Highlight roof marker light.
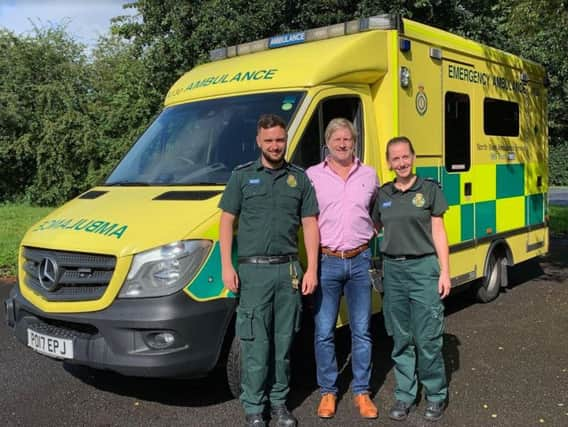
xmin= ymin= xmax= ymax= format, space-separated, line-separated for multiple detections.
xmin=429 ymin=47 xmax=442 ymax=60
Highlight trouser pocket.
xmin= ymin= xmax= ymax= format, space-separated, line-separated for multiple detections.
xmin=427 ymin=304 xmax=445 ymax=339
xmin=236 ymin=307 xmax=255 ymax=340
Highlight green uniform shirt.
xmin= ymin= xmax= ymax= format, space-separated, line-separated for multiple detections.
xmin=373 ymin=176 xmax=448 ymax=256
xmin=219 ymin=158 xmax=319 ymax=257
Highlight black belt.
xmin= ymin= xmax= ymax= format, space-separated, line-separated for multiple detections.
xmin=384 ymin=253 xmax=434 ymax=260
xmin=238 ymin=255 xmax=298 ymax=264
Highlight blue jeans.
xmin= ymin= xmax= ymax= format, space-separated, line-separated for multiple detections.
xmin=314 ymin=248 xmax=373 ymax=395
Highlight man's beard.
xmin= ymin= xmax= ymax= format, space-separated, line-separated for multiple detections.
xmin=261 ymin=150 xmax=285 ymax=169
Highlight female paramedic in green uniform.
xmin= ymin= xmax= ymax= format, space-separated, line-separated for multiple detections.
xmin=373 ymin=136 xmax=451 ymax=422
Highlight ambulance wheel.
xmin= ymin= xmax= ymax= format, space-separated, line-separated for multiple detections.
xmin=474 ymin=250 xmax=504 ymax=303
xmin=226 ymin=335 xmax=241 ymax=399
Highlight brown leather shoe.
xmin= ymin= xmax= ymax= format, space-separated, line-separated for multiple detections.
xmin=317 ymin=393 xmax=337 ymax=418
xmin=354 ymin=393 xmax=378 ymax=419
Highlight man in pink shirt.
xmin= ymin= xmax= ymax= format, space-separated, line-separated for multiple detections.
xmin=306 ymin=118 xmax=379 ymax=419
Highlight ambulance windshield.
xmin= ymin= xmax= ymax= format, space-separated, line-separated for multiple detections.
xmin=106 ymin=92 xmax=304 ymax=186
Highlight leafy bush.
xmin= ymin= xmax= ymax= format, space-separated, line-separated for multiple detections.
xmin=549 ymin=141 xmax=568 ymax=186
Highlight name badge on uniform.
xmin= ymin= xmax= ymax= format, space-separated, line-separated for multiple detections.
xmin=382 ymin=201 xmax=392 ymax=208
xmin=248 ymin=178 xmax=260 ymax=184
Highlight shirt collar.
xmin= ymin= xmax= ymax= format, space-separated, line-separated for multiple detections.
xmin=254 ymin=157 xmax=289 ymax=172
xmin=391 ymin=175 xmax=424 ymax=193
xmin=322 ymin=156 xmax=361 ymax=175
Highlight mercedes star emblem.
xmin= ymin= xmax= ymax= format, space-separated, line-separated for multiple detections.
xmin=38 ymin=257 xmax=60 ymax=292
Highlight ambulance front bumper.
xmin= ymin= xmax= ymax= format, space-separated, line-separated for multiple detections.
xmin=5 ymin=284 xmax=236 ymax=378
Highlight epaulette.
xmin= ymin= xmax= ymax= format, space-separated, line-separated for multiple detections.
xmin=289 ymin=163 xmax=305 ymax=172
xmin=424 ymin=177 xmax=442 ymax=188
xmin=233 ymin=161 xmax=254 ymax=171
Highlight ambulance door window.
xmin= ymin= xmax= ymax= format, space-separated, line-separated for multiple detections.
xmin=444 ymin=92 xmax=471 ymax=172
xmin=291 ymin=96 xmax=362 ymax=168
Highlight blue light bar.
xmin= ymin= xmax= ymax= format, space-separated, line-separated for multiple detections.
xmin=268 ymin=32 xmax=306 ymax=49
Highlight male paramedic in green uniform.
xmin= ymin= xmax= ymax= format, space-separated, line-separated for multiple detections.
xmin=219 ymin=114 xmax=320 ymax=427
xmin=373 ymin=136 xmax=451 ymax=422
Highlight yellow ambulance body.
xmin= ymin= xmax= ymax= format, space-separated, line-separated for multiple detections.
xmin=6 ymin=15 xmax=548 ymax=392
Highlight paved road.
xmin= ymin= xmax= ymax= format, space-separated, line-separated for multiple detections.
xmin=1 ymin=239 xmax=567 ymax=427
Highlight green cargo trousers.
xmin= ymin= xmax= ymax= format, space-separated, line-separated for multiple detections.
xmin=236 ymin=260 xmax=302 ymax=415
xmin=382 ymin=255 xmax=448 ymax=404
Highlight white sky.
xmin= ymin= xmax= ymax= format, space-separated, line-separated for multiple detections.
xmin=0 ymin=0 xmax=136 ymax=47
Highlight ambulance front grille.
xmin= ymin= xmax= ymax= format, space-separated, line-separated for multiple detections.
xmin=23 ymin=247 xmax=116 ymax=302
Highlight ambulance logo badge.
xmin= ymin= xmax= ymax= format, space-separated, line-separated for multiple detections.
xmin=416 ymin=86 xmax=428 ymax=116
xmin=412 ymin=193 xmax=425 ymax=207
xmin=287 ymin=174 xmax=297 ymax=188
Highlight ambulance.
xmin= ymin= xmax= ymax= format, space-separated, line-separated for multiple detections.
xmin=5 ymin=15 xmax=548 ymax=396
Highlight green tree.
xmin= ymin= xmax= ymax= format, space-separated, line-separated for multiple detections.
xmin=498 ymin=0 xmax=568 ymax=149
xmin=0 ymin=26 xmax=100 ymax=205
xmin=88 ymin=35 xmax=158 ymax=180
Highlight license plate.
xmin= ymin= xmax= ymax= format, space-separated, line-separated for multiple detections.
xmin=27 ymin=329 xmax=74 ymax=359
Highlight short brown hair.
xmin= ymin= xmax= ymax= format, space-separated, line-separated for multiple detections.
xmin=257 ymin=114 xmax=287 ymax=133
xmin=386 ymin=136 xmax=415 ymax=160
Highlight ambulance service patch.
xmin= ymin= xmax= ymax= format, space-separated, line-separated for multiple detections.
xmin=416 ymin=86 xmax=428 ymax=116
xmin=287 ymin=174 xmax=297 ymax=188
xmin=412 ymin=193 xmax=425 ymax=207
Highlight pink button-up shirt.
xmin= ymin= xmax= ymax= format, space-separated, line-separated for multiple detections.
xmin=306 ymin=157 xmax=379 ymax=251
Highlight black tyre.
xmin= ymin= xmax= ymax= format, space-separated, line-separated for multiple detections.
xmin=226 ymin=335 xmax=241 ymax=399
xmin=474 ymin=250 xmax=505 ymax=303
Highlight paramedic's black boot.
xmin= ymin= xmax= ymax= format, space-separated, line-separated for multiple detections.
xmin=389 ymin=399 xmax=415 ymax=421
xmin=245 ymin=413 xmax=266 ymax=427
xmin=271 ymin=405 xmax=297 ymax=427
xmin=424 ymin=400 xmax=446 ymax=422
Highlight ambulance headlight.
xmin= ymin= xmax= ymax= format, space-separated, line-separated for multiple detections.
xmin=119 ymin=240 xmax=212 ymax=298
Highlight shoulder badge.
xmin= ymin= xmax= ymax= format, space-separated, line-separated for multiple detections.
xmin=234 ymin=161 xmax=254 ymax=171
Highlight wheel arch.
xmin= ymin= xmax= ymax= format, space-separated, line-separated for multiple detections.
xmin=483 ymin=239 xmax=513 ymax=287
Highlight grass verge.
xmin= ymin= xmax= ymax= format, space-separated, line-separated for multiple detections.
xmin=550 ymin=205 xmax=568 ymax=236
xmin=0 ymin=203 xmax=53 ymax=276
